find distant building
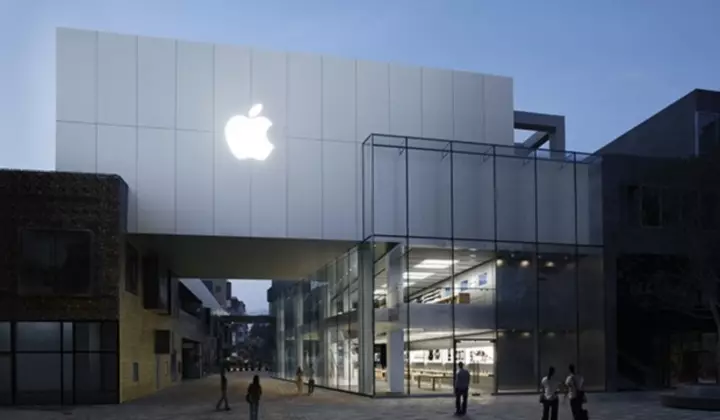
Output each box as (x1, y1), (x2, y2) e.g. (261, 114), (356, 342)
(228, 297), (249, 346)
(202, 279), (230, 310)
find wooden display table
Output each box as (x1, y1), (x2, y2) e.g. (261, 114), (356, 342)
(435, 292), (471, 304)
(416, 373), (452, 390)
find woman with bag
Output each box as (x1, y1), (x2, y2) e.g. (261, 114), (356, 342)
(246, 375), (262, 420)
(540, 366), (560, 420)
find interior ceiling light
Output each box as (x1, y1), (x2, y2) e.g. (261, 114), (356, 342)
(545, 261), (555, 268)
(415, 259), (458, 269)
(403, 271), (432, 280)
(520, 260), (531, 267)
(496, 258), (505, 266)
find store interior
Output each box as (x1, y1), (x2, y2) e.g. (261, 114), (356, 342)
(371, 243), (498, 395)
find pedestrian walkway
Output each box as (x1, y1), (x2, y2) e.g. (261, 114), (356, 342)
(2, 372), (720, 419)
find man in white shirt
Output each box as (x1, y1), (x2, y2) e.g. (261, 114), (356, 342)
(565, 364), (585, 420)
(540, 366), (559, 420)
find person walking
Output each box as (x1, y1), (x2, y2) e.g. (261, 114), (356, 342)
(306, 363), (316, 395)
(454, 361), (471, 416)
(295, 366), (304, 394)
(246, 375), (262, 420)
(565, 364), (586, 420)
(540, 366), (560, 420)
(215, 370), (230, 411)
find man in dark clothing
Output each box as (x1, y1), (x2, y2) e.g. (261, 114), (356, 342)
(215, 370), (230, 411)
(454, 362), (471, 416)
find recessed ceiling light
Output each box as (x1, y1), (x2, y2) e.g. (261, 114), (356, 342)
(403, 272), (433, 280)
(415, 259), (458, 269)
(545, 261), (555, 268)
(520, 260), (530, 267)
(496, 259), (505, 266)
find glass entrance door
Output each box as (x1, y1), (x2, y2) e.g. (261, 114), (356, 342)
(455, 338), (496, 395)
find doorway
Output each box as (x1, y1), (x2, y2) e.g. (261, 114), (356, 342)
(455, 338), (495, 395)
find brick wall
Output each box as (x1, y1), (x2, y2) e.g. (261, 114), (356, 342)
(0, 170), (126, 320)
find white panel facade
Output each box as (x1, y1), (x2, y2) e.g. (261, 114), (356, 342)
(421, 68), (454, 139)
(176, 41), (214, 131)
(138, 36), (176, 129)
(176, 131), (214, 235)
(97, 32), (136, 126)
(287, 138), (322, 238)
(56, 28), (97, 123)
(56, 29), (522, 242)
(97, 125), (137, 231)
(137, 128), (175, 234)
(287, 53), (322, 140)
(56, 122), (96, 173)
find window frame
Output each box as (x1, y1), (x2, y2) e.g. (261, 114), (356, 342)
(125, 243), (139, 295)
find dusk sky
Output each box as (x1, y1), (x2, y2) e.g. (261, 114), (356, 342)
(1, 0), (719, 309)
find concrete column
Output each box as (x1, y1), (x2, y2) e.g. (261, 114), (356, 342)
(385, 245), (405, 393)
(275, 295), (285, 377)
(295, 285), (304, 371)
(358, 244), (375, 394)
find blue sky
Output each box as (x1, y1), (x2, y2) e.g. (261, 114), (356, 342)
(1, 0), (718, 309)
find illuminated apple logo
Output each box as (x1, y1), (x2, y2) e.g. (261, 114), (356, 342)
(224, 104), (274, 161)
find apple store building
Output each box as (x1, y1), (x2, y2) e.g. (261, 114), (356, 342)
(52, 28), (609, 397)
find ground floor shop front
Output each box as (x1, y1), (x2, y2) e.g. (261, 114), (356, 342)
(270, 239), (608, 396)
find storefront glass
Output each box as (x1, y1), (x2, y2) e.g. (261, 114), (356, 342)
(272, 135), (606, 396)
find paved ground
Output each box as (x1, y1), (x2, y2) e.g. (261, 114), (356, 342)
(2, 372), (720, 419)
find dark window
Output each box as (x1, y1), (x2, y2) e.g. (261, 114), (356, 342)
(16, 322), (61, 352)
(701, 191), (720, 230)
(125, 243), (139, 295)
(132, 362), (139, 382)
(20, 229), (92, 296)
(681, 190), (699, 225)
(698, 112), (720, 156)
(640, 187), (662, 227)
(154, 330), (171, 355)
(0, 323), (9, 352)
(661, 188), (682, 227)
(15, 353), (62, 404)
(75, 322), (117, 352)
(624, 185), (641, 226)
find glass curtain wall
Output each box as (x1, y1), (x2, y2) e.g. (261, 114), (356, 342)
(273, 245), (375, 396)
(360, 134), (606, 396)
(0, 321), (119, 405)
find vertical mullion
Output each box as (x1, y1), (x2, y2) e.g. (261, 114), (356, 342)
(404, 136), (410, 395)
(450, 142), (457, 388)
(533, 153), (541, 391)
(491, 146), (499, 394)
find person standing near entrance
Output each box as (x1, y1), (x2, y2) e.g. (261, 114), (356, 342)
(565, 364), (586, 420)
(295, 366), (304, 394)
(540, 367), (560, 420)
(215, 370), (230, 411)
(306, 363), (316, 395)
(246, 375), (262, 420)
(454, 362), (471, 416)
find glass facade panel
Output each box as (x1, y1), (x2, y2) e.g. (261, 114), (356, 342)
(578, 246), (606, 390)
(1, 321), (119, 405)
(16, 353), (62, 404)
(16, 322), (61, 352)
(0, 322), (9, 352)
(272, 135), (607, 396)
(0, 355), (11, 405)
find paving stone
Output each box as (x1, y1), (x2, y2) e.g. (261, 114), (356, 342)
(3, 373), (720, 420)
